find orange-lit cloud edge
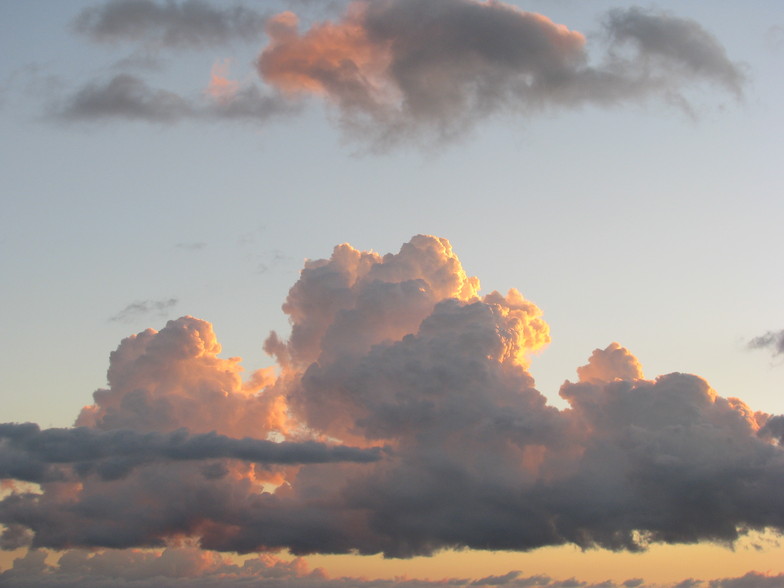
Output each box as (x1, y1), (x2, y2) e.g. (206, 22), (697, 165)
(1, 235), (783, 587)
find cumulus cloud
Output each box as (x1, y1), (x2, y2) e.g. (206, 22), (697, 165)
(256, 0), (745, 147)
(76, 315), (288, 436)
(1, 236), (782, 561)
(73, 0), (269, 49)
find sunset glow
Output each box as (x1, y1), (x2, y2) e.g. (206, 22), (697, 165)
(1, 1), (782, 586)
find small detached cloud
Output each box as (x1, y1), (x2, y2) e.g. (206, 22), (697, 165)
(109, 297), (178, 322)
(748, 329), (784, 358)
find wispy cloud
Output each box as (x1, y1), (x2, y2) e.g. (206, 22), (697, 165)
(72, 0), (269, 49)
(748, 329), (784, 357)
(53, 73), (298, 124)
(109, 297), (179, 322)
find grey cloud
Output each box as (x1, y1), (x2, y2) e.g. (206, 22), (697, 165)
(256, 1), (746, 149)
(73, 0), (268, 49)
(109, 297), (178, 322)
(0, 423), (382, 482)
(603, 7), (745, 96)
(748, 330), (784, 357)
(53, 74), (297, 124)
(57, 74), (192, 122)
(52, 1), (744, 149)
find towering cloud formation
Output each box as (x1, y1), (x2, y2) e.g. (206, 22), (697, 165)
(1, 236), (782, 558)
(54, 1), (744, 146)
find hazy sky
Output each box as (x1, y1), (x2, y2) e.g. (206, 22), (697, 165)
(1, 1), (784, 586)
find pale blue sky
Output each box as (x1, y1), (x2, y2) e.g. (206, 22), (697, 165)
(1, 0), (782, 427)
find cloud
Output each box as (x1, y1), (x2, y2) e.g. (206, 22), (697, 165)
(77, 315), (289, 436)
(256, 0), (745, 148)
(0, 423), (383, 483)
(56, 74), (193, 122)
(73, 0), (269, 49)
(52, 1), (744, 147)
(602, 7), (745, 97)
(1, 236), (783, 559)
(53, 73), (297, 123)
(748, 330), (784, 357)
(109, 297), (178, 322)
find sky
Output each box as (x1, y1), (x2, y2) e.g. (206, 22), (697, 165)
(1, 0), (784, 586)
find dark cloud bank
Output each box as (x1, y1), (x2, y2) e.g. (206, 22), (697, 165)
(2, 236), (783, 578)
(54, 0), (745, 148)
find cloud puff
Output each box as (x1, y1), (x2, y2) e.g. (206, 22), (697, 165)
(73, 0), (269, 49)
(257, 0), (745, 147)
(76, 315), (287, 436)
(1, 236), (782, 559)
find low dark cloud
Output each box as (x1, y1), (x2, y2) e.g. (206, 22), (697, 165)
(0, 423), (383, 483)
(73, 0), (269, 49)
(748, 330), (784, 357)
(109, 297), (178, 322)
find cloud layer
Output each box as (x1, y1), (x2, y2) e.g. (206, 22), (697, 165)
(1, 235), (782, 562)
(50, 0), (745, 147)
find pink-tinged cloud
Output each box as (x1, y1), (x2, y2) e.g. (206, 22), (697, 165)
(253, 0), (745, 148)
(55, 1), (744, 148)
(1, 236), (783, 559)
(206, 60), (241, 104)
